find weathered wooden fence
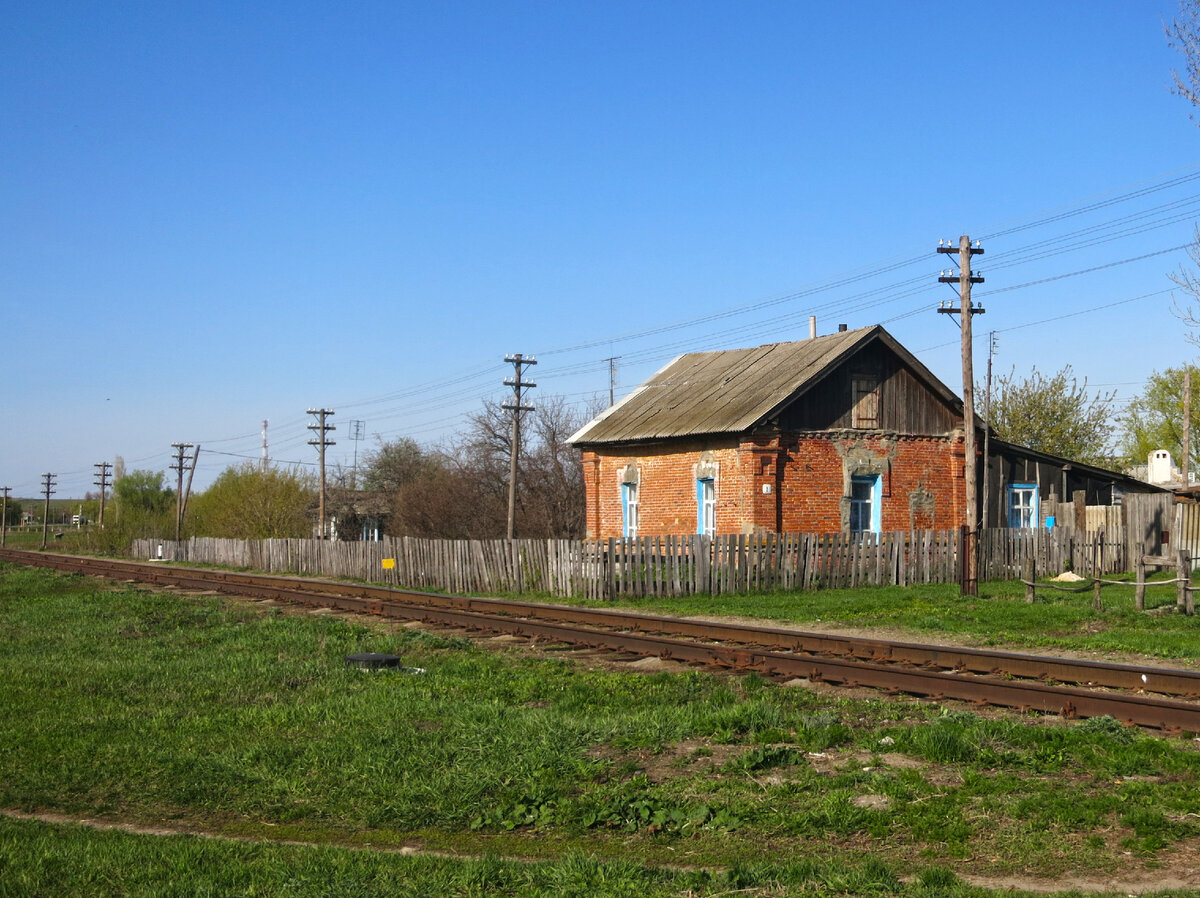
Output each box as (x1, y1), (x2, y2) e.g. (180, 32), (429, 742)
(132, 527), (1129, 599)
(977, 527), (1124, 580)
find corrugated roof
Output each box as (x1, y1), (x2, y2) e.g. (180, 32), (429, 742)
(570, 325), (934, 445)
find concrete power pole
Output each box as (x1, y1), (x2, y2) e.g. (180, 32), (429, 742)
(307, 409), (336, 539)
(349, 419), (365, 489)
(603, 356), (621, 407)
(261, 419), (269, 472)
(938, 236), (985, 596)
(981, 333), (997, 531)
(40, 473), (56, 549)
(170, 443), (195, 542)
(93, 461), (112, 527)
(503, 354), (536, 540)
(1184, 371), (1192, 486)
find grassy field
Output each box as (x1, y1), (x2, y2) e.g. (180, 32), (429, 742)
(3, 563), (1200, 896)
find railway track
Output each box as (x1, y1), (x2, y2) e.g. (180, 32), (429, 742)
(5, 547), (1200, 732)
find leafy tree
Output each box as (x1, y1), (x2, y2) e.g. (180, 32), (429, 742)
(111, 469), (175, 540)
(115, 470), (173, 514)
(187, 463), (316, 539)
(1118, 363), (1200, 473)
(983, 365), (1116, 466)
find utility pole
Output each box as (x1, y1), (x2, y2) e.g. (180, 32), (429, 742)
(603, 356), (621, 407)
(981, 332), (997, 530)
(93, 462), (112, 528)
(40, 473), (56, 550)
(1, 486), (10, 547)
(261, 419), (269, 472)
(938, 235), (985, 596)
(170, 443), (195, 542)
(349, 419), (365, 488)
(503, 354), (536, 540)
(1184, 371), (1193, 486)
(308, 409), (335, 539)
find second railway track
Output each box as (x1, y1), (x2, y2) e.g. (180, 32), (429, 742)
(5, 548), (1200, 732)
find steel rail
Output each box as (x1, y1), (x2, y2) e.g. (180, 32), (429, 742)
(4, 549), (1200, 731)
(6, 548), (1197, 697)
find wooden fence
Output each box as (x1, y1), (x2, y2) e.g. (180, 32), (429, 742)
(132, 526), (1128, 599)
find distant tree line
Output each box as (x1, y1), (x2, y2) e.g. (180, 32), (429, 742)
(84, 395), (592, 549)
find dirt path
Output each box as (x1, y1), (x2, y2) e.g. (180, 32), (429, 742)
(5, 808), (1199, 896)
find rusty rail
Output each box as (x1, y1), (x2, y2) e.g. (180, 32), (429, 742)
(5, 548), (1200, 732)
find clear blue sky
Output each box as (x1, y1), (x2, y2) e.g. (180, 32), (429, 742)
(5, 1), (1200, 498)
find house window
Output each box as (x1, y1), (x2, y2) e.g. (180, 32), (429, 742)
(621, 481), (639, 538)
(849, 475), (881, 533)
(1008, 484), (1039, 529)
(696, 478), (715, 536)
(852, 375), (879, 428)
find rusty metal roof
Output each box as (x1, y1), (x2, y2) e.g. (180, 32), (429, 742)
(570, 325), (959, 445)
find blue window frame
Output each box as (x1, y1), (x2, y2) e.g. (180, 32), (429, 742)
(621, 481), (639, 537)
(696, 478), (715, 536)
(849, 475), (881, 533)
(1008, 484), (1039, 529)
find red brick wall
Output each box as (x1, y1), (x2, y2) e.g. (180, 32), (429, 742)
(580, 430), (967, 538)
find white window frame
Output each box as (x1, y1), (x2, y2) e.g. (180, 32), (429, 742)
(697, 477), (716, 536)
(849, 474), (881, 534)
(1008, 484), (1039, 529)
(621, 480), (639, 538)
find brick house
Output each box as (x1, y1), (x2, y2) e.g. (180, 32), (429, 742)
(569, 325), (1157, 539)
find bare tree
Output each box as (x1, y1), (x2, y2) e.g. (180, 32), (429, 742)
(1168, 0), (1200, 117)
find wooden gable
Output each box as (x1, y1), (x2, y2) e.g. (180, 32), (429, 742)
(776, 339), (961, 434)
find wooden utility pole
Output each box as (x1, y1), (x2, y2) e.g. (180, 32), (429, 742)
(307, 409), (335, 539)
(503, 354), (536, 540)
(170, 443), (195, 541)
(938, 236), (985, 595)
(93, 462), (112, 527)
(1184, 370), (1192, 486)
(40, 473), (55, 550)
(1, 486), (10, 547)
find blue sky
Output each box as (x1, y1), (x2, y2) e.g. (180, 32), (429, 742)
(5, 1), (1200, 498)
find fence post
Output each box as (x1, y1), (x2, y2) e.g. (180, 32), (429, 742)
(1135, 556), (1146, 612)
(1024, 555), (1036, 604)
(1180, 550), (1193, 616)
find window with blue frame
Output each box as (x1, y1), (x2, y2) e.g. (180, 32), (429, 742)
(849, 475), (881, 533)
(696, 478), (715, 536)
(1008, 484), (1038, 529)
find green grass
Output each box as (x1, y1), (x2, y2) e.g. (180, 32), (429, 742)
(588, 574), (1200, 662)
(4, 563), (1200, 896)
(0, 815), (1018, 898)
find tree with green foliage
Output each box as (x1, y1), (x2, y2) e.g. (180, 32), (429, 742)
(1118, 363), (1200, 474)
(3, 498), (22, 527)
(983, 365), (1116, 466)
(187, 463), (316, 539)
(115, 469), (173, 513)
(110, 469), (175, 541)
